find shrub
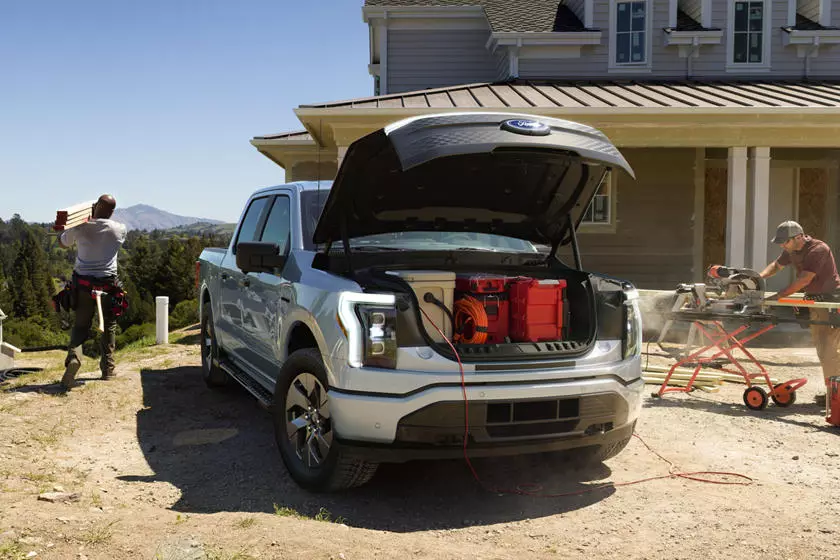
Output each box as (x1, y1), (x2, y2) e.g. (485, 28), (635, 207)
(170, 299), (199, 330)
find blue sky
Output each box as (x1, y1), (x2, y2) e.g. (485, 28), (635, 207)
(0, 1), (371, 223)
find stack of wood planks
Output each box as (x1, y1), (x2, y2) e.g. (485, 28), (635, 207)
(53, 200), (95, 232)
(643, 365), (780, 393)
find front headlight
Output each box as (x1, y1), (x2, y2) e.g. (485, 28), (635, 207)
(622, 289), (642, 360)
(337, 292), (397, 368)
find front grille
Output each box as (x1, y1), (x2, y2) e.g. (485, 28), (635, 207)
(394, 393), (626, 446)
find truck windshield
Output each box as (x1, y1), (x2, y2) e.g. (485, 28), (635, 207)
(301, 189), (542, 254)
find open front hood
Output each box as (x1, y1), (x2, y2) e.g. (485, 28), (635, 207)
(313, 112), (633, 247)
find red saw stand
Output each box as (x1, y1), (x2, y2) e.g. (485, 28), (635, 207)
(655, 318), (807, 411)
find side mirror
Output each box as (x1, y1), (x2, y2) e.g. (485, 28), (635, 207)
(236, 242), (286, 274)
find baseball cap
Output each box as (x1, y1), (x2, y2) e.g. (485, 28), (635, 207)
(771, 220), (804, 244)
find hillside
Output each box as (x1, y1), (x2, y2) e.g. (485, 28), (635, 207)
(112, 204), (224, 231)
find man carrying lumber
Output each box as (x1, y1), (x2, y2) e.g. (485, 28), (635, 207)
(57, 194), (127, 392)
(760, 220), (840, 406)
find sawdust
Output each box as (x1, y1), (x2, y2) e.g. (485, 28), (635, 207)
(0, 326), (837, 559)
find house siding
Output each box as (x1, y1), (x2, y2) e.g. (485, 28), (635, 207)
(558, 148), (697, 289)
(387, 29), (499, 93)
(495, 47), (510, 81)
(512, 0), (840, 80)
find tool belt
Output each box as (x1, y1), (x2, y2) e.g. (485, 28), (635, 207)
(53, 272), (129, 317)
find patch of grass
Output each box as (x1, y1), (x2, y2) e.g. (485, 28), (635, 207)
(0, 539), (23, 559)
(313, 507), (333, 522)
(235, 516), (256, 529)
(204, 548), (256, 560)
(272, 504), (303, 518)
(22, 471), (56, 484)
(174, 513), (189, 525)
(79, 520), (118, 545)
(90, 491), (103, 508)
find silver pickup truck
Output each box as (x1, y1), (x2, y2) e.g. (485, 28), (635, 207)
(197, 112), (643, 492)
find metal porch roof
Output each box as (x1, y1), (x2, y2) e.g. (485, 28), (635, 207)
(299, 80), (840, 110)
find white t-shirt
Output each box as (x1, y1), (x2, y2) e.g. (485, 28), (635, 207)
(60, 219), (127, 277)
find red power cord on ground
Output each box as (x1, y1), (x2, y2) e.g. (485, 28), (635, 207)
(418, 307), (753, 497)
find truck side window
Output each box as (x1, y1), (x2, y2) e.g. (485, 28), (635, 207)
(260, 196), (291, 253)
(234, 196), (269, 253)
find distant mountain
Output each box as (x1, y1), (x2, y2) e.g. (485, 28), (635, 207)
(112, 204), (224, 231)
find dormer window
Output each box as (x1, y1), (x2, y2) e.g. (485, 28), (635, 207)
(609, 0), (652, 72)
(663, 0), (722, 72)
(782, 0), (840, 68)
(726, 1), (772, 71)
(787, 0), (833, 28)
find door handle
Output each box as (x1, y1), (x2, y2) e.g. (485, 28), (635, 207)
(242, 278), (251, 287)
(221, 273), (229, 280)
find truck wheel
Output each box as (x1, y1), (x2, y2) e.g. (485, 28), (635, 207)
(201, 304), (228, 388)
(273, 349), (378, 492)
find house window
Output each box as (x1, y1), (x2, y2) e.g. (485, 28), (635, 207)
(732, 1), (765, 63)
(581, 172), (613, 226)
(615, 1), (648, 64)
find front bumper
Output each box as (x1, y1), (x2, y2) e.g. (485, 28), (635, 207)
(328, 368), (644, 462)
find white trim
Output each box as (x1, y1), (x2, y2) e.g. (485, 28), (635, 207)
(788, 0), (798, 26)
(664, 29), (724, 46)
(820, 0), (832, 26)
(508, 46), (519, 77)
(749, 147), (771, 271)
(726, 0), (773, 72)
(379, 23), (388, 95)
(669, 0), (678, 28)
(701, 0), (712, 28)
(579, 171), (617, 234)
(362, 5), (485, 23)
(487, 31), (602, 49)
(609, 0), (653, 73)
(584, 0), (594, 28)
(726, 147), (749, 268)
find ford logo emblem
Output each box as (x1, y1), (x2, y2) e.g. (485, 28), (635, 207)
(501, 119), (551, 136)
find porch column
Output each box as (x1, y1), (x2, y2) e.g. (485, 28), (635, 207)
(749, 147), (771, 271)
(726, 147), (748, 268)
(336, 146), (348, 170)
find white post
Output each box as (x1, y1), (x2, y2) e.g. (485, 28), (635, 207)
(726, 147), (749, 268)
(155, 296), (169, 345)
(749, 147), (771, 271)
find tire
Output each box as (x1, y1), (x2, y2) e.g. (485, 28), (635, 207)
(743, 386), (768, 411)
(272, 349), (378, 492)
(771, 383), (797, 407)
(201, 303), (229, 388)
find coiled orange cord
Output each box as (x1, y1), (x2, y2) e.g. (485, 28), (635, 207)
(453, 296), (489, 345)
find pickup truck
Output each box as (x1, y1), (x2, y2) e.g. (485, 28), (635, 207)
(197, 112), (644, 492)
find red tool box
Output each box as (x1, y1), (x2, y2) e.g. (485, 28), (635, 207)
(455, 275), (510, 344)
(509, 279), (568, 342)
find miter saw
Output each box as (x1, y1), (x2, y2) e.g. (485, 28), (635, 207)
(674, 265), (766, 315)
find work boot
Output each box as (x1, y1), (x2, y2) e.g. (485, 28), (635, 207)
(61, 357), (82, 389)
(815, 393), (827, 407)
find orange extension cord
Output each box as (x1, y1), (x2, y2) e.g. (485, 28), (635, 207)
(453, 296), (489, 345)
(419, 307), (754, 497)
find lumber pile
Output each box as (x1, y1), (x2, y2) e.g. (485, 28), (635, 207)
(643, 365), (780, 393)
(53, 200), (95, 232)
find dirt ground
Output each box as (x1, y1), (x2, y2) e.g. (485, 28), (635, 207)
(1, 327), (838, 560)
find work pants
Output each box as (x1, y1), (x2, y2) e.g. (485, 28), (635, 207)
(809, 308), (840, 387)
(61, 285), (116, 387)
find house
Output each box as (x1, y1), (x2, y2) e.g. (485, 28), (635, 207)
(251, 0), (840, 291)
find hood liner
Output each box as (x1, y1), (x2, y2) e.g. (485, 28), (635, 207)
(313, 113), (633, 247)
